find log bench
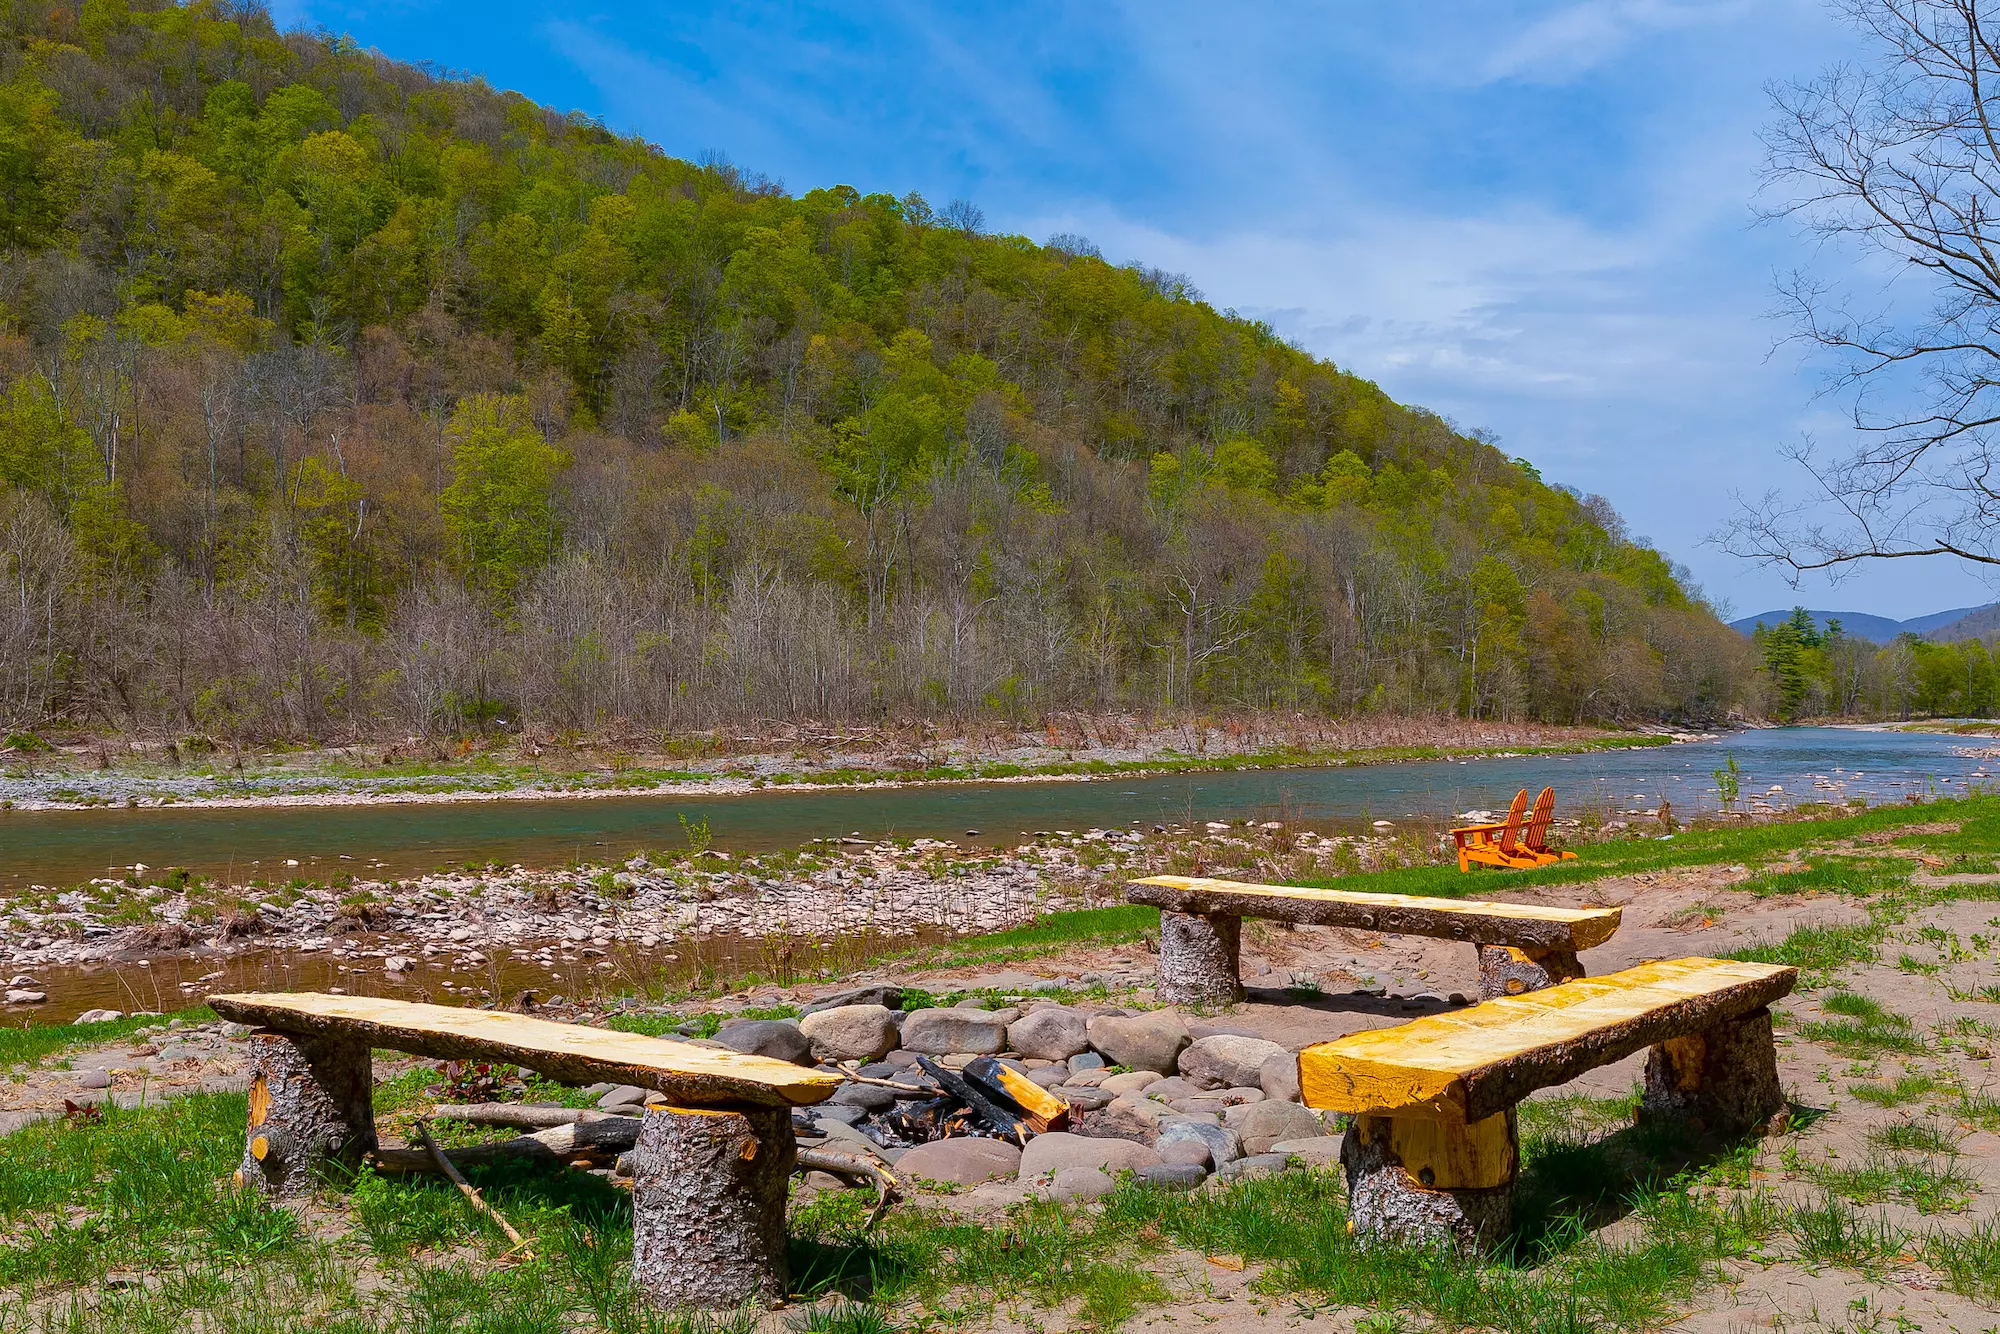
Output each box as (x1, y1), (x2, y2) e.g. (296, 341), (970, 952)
(208, 992), (840, 1309)
(1296, 956), (1796, 1251)
(1127, 875), (1623, 1006)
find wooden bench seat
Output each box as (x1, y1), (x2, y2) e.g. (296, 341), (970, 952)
(209, 992), (840, 1309)
(1296, 957), (1797, 1251)
(1128, 875), (1622, 1006)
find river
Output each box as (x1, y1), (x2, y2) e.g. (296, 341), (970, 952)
(0, 726), (1982, 890)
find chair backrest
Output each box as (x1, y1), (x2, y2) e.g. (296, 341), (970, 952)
(1523, 787), (1556, 852)
(1496, 789), (1529, 853)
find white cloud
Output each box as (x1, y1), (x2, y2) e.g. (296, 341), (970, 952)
(1479, 0), (1753, 84)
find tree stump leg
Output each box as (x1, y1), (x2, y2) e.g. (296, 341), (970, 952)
(1157, 911), (1243, 1007)
(1476, 945), (1582, 1000)
(1340, 1110), (1517, 1253)
(1640, 1006), (1788, 1136)
(630, 1103), (795, 1309)
(236, 1030), (375, 1198)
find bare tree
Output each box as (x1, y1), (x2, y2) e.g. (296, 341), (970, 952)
(1722, 0), (2000, 576)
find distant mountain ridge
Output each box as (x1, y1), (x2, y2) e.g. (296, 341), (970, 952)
(1729, 605), (1997, 644)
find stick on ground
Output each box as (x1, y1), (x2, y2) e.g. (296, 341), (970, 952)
(415, 1117), (532, 1256)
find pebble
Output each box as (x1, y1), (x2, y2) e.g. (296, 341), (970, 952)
(5, 989), (46, 1005)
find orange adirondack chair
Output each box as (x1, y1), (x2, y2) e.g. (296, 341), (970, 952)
(1452, 787), (1578, 871)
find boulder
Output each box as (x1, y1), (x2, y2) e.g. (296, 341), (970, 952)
(1235, 1100), (1327, 1154)
(4, 990), (46, 1005)
(1068, 1051), (1108, 1074)
(1160, 1137), (1213, 1169)
(1259, 1051), (1301, 1103)
(1056, 1087), (1113, 1111)
(1040, 1165), (1118, 1201)
(1099, 1070), (1164, 1096)
(1008, 1005), (1090, 1060)
(1027, 1067), (1069, 1089)
(1268, 1137), (1343, 1168)
(1087, 1011), (1190, 1075)
(1158, 1119), (1243, 1167)
(1019, 1130), (1162, 1178)
(900, 1008), (1007, 1056)
(799, 1004), (900, 1062)
(74, 1009), (122, 1025)
(829, 1082), (896, 1112)
(894, 1137), (1022, 1187)
(1179, 1035), (1287, 1091)
(1143, 1075), (1203, 1101)
(1137, 1162), (1207, 1190)
(713, 1018), (813, 1065)
(811, 1105), (869, 1127)
(801, 984), (904, 1015)
(78, 1069), (112, 1090)
(1217, 1153), (1293, 1182)
(596, 1084), (647, 1110)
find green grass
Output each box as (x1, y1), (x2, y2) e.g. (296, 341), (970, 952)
(1800, 1153), (1976, 1214)
(1786, 1195), (1911, 1272)
(1791, 994), (1924, 1055)
(1866, 1120), (1960, 1153)
(1728, 923), (1884, 982)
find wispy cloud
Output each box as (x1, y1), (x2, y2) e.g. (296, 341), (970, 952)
(1480, 0), (1753, 84)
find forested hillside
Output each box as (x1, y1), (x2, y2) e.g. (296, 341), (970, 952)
(0, 0), (1750, 743)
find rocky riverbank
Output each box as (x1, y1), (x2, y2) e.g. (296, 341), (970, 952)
(0, 714), (1687, 811)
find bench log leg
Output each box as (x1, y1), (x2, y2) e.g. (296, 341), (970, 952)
(631, 1103), (795, 1309)
(1475, 945), (1582, 1000)
(1340, 1110), (1516, 1253)
(1640, 1006), (1787, 1136)
(237, 1031), (375, 1198)
(1157, 910), (1244, 1007)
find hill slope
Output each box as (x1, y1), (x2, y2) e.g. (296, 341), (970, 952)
(1731, 605), (1998, 645)
(0, 1), (1750, 740)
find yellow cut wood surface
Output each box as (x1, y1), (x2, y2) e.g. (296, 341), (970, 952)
(1298, 957), (1795, 1122)
(1129, 876), (1620, 950)
(209, 992), (840, 1108)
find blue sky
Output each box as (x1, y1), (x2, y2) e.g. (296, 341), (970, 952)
(273, 0), (1998, 621)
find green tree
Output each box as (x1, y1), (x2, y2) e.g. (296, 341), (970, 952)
(439, 395), (566, 606)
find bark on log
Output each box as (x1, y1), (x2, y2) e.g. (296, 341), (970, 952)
(1640, 1007), (1788, 1137)
(1157, 910), (1243, 1007)
(370, 1115), (642, 1173)
(237, 1030), (375, 1198)
(1476, 945), (1583, 1000)
(630, 1104), (795, 1309)
(1340, 1111), (1516, 1254)
(431, 1103), (607, 1129)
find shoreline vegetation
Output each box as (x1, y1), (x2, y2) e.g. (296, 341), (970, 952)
(0, 713), (1689, 812)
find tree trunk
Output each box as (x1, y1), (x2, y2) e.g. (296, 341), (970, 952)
(1640, 1006), (1788, 1137)
(237, 1030), (375, 1198)
(1475, 945), (1583, 1000)
(1341, 1110), (1516, 1254)
(630, 1103), (795, 1309)
(1157, 910), (1243, 1007)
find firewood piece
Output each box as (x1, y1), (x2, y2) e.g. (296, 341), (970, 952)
(416, 1117), (531, 1255)
(630, 1104), (794, 1309)
(431, 1103), (606, 1129)
(914, 1056), (1030, 1144)
(962, 1057), (1069, 1133)
(208, 992), (839, 1108)
(237, 1030), (375, 1198)
(370, 1115), (642, 1173)
(796, 1146), (902, 1228)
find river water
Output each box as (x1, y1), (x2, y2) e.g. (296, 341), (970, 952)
(0, 726), (1982, 890)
